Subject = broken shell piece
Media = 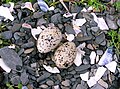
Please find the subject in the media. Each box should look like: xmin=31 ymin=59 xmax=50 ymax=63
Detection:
xmin=90 ymin=51 xmax=96 ymax=64
xmin=31 ymin=27 xmax=42 ymax=40
xmin=105 ymin=61 xmax=117 ymax=73
xmin=8 ymin=44 xmax=15 ymax=49
xmin=87 ymin=77 xmax=97 ymax=87
xmin=91 ymin=13 xmax=109 ymax=30
xmin=80 ymin=72 xmax=89 ymax=81
xmin=22 ymin=23 xmax=32 ymax=29
xmin=9 ymin=2 xmax=14 ymax=12
xmin=63 ymin=13 xmax=73 ymax=18
xmin=53 ymin=42 xmax=76 ymax=68
xmin=72 ymin=18 xmax=86 ymax=27
xmin=65 ymin=33 xmax=75 ymax=42
xmin=74 ymin=50 xmax=82 ymax=66
xmin=0 ymin=6 xmax=14 ymax=21
xmin=0 ymin=58 xmax=11 ymax=73
xmin=94 ymin=67 xmax=107 ymax=81
xmin=21 ymin=2 xmax=35 ymax=12
xmin=98 ymin=47 xmax=113 ymax=65
xmin=43 ymin=65 xmax=60 ymax=73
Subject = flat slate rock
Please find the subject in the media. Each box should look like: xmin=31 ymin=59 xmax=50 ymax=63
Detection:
xmin=0 ymin=47 xmax=22 ymax=71
xmin=0 ymin=31 xmax=12 ymax=39
xmin=65 ymin=24 xmax=76 ymax=34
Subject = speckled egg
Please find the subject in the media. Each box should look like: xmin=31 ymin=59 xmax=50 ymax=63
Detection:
xmin=37 ymin=26 xmax=62 ymax=53
xmin=53 ymin=42 xmax=76 ymax=68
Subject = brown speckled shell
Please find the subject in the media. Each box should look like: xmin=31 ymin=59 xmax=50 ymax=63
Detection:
xmin=53 ymin=42 xmax=76 ymax=68
xmin=37 ymin=26 xmax=62 ymax=53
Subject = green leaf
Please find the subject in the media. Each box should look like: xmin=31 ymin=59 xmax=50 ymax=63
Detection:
xmin=18 ymin=83 xmax=22 ymax=89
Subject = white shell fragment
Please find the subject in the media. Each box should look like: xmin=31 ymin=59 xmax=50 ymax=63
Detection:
xmin=9 ymin=2 xmax=14 ymax=12
xmin=87 ymin=67 xmax=106 ymax=87
xmin=98 ymin=47 xmax=113 ymax=65
xmin=0 ymin=58 xmax=11 ymax=73
xmin=80 ymin=72 xmax=89 ymax=81
xmin=94 ymin=67 xmax=107 ymax=81
xmin=74 ymin=50 xmax=82 ymax=66
xmin=74 ymin=43 xmax=85 ymax=66
xmin=63 ymin=13 xmax=73 ymax=18
xmin=90 ymin=51 xmax=96 ymax=64
xmin=87 ymin=77 xmax=97 ymax=87
xmin=43 ymin=65 xmax=60 ymax=73
xmin=72 ymin=18 xmax=86 ymax=27
xmin=37 ymin=26 xmax=62 ymax=53
xmin=105 ymin=61 xmax=117 ymax=73
xmin=0 ymin=6 xmax=14 ymax=21
xmin=22 ymin=23 xmax=32 ymax=29
xmin=53 ymin=42 xmax=76 ymax=68
xmin=65 ymin=33 xmax=75 ymax=42
xmin=37 ymin=0 xmax=54 ymax=12
xmin=21 ymin=2 xmax=35 ymax=12
xmin=91 ymin=13 xmax=109 ymax=30
xmin=31 ymin=27 xmax=42 ymax=40
xmin=8 ymin=44 xmax=15 ymax=49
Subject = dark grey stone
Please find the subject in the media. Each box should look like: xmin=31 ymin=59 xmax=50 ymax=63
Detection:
xmin=10 ymin=76 xmax=21 ymax=85
xmin=0 ymin=31 xmax=12 ymax=39
xmin=76 ymin=36 xmax=92 ymax=42
xmin=89 ymin=20 xmax=98 ymax=27
xmin=21 ymin=42 xmax=34 ymax=48
xmin=106 ymin=17 xmax=118 ymax=30
xmin=46 ymin=80 xmax=54 ymax=86
xmin=96 ymin=50 xmax=103 ymax=55
xmin=18 ymin=48 xmax=25 ymax=55
xmin=70 ymin=5 xmax=82 ymax=13
xmin=91 ymin=27 xmax=99 ymax=32
xmin=33 ymin=11 xmax=44 ymax=19
xmin=37 ymin=72 xmax=51 ymax=82
xmin=0 ymin=47 xmax=22 ymax=71
xmin=76 ymin=83 xmax=88 ymax=89
xmin=95 ymin=33 xmax=105 ymax=44
xmin=18 ymin=11 xmax=22 ymax=20
xmin=65 ymin=24 xmax=76 ymax=34
xmin=82 ymin=12 xmax=93 ymax=20
xmin=117 ymin=19 xmax=120 ymax=27
xmin=75 ymin=64 xmax=90 ymax=72
xmin=20 ymin=71 xmax=29 ymax=85
xmin=12 ymin=23 xmax=21 ymax=32
xmin=51 ymin=13 xmax=61 ymax=24
xmin=37 ymin=18 xmax=47 ymax=26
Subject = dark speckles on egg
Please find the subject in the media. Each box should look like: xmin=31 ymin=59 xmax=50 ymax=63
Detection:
xmin=37 ymin=25 xmax=62 ymax=53
xmin=53 ymin=42 xmax=77 ymax=68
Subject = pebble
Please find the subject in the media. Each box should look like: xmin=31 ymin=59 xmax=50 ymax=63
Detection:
xmin=12 ymin=23 xmax=21 ymax=32
xmin=33 ymin=11 xmax=44 ymax=19
xmin=46 ymin=80 xmax=54 ymax=86
xmin=61 ymin=80 xmax=70 ymax=87
xmin=96 ymin=50 xmax=103 ymax=55
xmin=0 ymin=31 xmax=12 ymax=39
xmin=117 ymin=19 xmax=120 ymax=27
xmin=65 ymin=24 xmax=76 ymax=34
xmin=91 ymin=83 xmax=104 ymax=89
xmin=10 ymin=76 xmax=21 ymax=85
xmin=20 ymin=71 xmax=29 ymax=85
xmin=39 ymin=84 xmax=48 ymax=88
xmin=95 ymin=33 xmax=105 ymax=44
xmin=75 ymin=64 xmax=91 ymax=72
xmin=21 ymin=42 xmax=34 ymax=48
xmin=37 ymin=72 xmax=51 ymax=82
xmin=51 ymin=13 xmax=62 ymax=24
xmin=106 ymin=17 xmax=118 ymax=30
xmin=24 ymin=48 xmax=34 ymax=54
xmin=98 ymin=79 xmax=108 ymax=89
xmin=0 ymin=47 xmax=22 ymax=71
xmin=37 ymin=18 xmax=47 ymax=26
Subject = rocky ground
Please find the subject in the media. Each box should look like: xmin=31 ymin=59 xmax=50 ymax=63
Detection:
xmin=0 ymin=0 xmax=120 ymax=89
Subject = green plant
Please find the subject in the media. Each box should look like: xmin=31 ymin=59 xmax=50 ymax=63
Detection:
xmin=108 ymin=29 xmax=120 ymax=56
xmin=6 ymin=83 xmax=22 ymax=89
xmin=87 ymin=0 xmax=106 ymax=11
xmin=113 ymin=1 xmax=120 ymax=11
